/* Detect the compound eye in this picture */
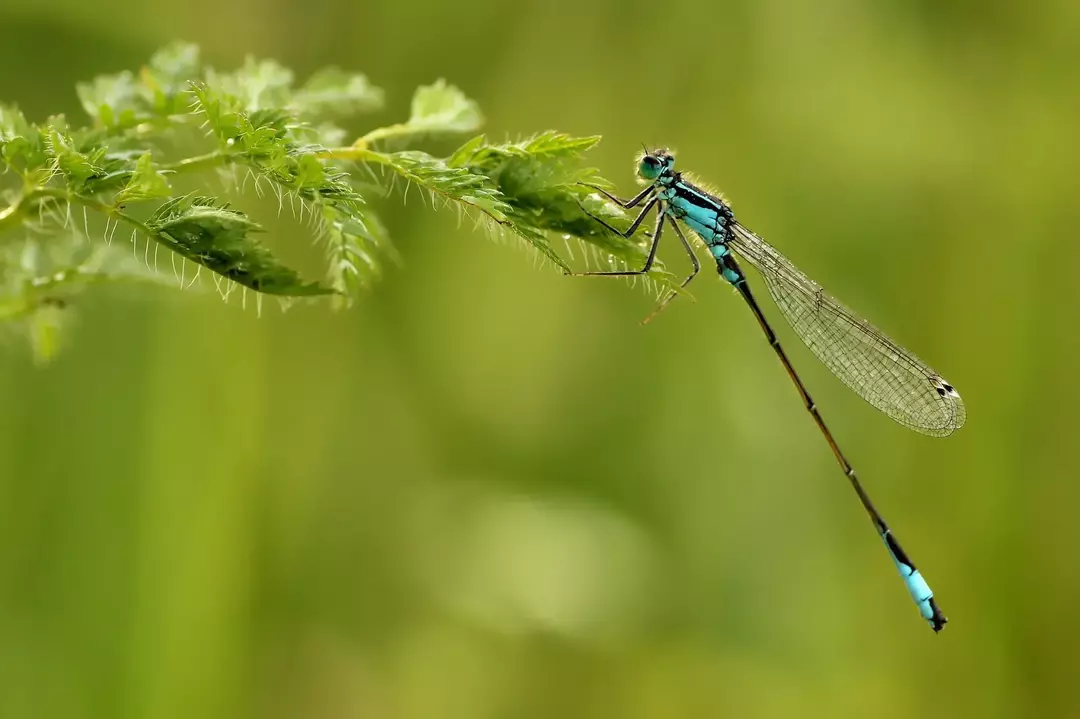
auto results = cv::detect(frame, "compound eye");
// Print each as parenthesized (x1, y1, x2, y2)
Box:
(638, 155, 662, 179)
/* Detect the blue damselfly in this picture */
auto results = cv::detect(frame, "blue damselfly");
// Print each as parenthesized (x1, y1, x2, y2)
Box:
(573, 149, 966, 631)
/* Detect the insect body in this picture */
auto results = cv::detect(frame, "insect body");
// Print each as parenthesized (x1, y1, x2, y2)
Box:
(573, 149, 966, 631)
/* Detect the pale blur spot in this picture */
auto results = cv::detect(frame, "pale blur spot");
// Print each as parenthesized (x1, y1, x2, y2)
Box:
(413, 488, 660, 641)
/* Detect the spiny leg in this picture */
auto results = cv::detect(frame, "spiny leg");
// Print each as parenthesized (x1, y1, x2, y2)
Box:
(569, 199, 664, 277)
(579, 183, 653, 209)
(576, 194, 658, 240)
(642, 217, 702, 325)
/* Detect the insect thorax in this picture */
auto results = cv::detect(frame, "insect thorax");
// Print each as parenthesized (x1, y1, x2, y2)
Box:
(661, 178, 736, 250)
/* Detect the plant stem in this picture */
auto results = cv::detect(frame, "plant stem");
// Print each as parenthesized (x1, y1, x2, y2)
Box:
(0, 186, 155, 242)
(353, 124, 422, 149)
(0, 268, 160, 322)
(0, 201, 19, 233)
(318, 146, 388, 163)
(162, 151, 230, 174)
(0, 187, 68, 234)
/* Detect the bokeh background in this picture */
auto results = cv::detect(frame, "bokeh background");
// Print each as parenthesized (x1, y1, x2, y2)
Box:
(1, 0, 1078, 717)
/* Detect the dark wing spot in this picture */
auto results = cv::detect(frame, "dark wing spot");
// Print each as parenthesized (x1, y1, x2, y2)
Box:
(935, 386, 947, 397)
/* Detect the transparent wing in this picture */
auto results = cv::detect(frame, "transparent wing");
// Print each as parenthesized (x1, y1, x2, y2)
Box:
(728, 222, 965, 436)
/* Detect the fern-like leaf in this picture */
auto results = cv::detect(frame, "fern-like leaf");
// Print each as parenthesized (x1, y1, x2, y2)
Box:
(145, 196, 333, 295)
(359, 80, 483, 149)
(0, 43, 674, 360)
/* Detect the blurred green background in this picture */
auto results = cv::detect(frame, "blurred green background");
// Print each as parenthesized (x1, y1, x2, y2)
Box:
(1, 0, 1078, 717)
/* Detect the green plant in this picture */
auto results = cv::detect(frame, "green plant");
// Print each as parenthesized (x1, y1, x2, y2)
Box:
(0, 42, 673, 361)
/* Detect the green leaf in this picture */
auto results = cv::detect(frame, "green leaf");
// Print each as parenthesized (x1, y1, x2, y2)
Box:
(0, 105, 48, 175)
(46, 129, 107, 194)
(446, 134, 487, 168)
(76, 42, 203, 128)
(76, 71, 145, 129)
(145, 41, 201, 87)
(205, 56, 294, 112)
(191, 84, 361, 201)
(141, 41, 201, 115)
(0, 238, 194, 360)
(188, 82, 244, 141)
(0, 41, 687, 360)
(28, 302, 65, 364)
(470, 131, 602, 163)
(145, 196, 333, 296)
(190, 77, 388, 297)
(458, 133, 677, 285)
(292, 67, 384, 119)
(115, 153, 171, 204)
(375, 150, 510, 223)
(321, 200, 390, 300)
(371, 148, 572, 271)
(408, 79, 483, 135)
(361, 80, 483, 148)
(464, 134, 633, 248)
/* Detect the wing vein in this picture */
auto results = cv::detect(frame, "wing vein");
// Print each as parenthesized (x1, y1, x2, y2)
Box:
(727, 222, 965, 436)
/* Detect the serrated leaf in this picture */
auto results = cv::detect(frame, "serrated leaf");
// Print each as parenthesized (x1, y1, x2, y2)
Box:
(140, 41, 201, 115)
(76, 71, 145, 129)
(235, 111, 290, 162)
(189, 82, 246, 141)
(206, 56, 294, 112)
(146, 41, 200, 87)
(292, 67, 384, 119)
(115, 153, 171, 204)
(37, 127, 134, 197)
(460, 132, 605, 234)
(454, 133, 677, 285)
(2, 41, 681, 351)
(146, 196, 332, 295)
(0, 105, 48, 174)
(322, 200, 390, 300)
(408, 80, 482, 135)
(362, 80, 483, 148)
(471, 131, 602, 163)
(191, 84, 361, 202)
(446, 134, 487, 168)
(372, 148, 574, 272)
(189, 77, 393, 292)
(309, 122, 348, 147)
(46, 129, 107, 193)
(378, 150, 510, 223)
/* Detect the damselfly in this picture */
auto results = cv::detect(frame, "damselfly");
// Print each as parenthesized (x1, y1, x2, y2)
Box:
(573, 148, 965, 632)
